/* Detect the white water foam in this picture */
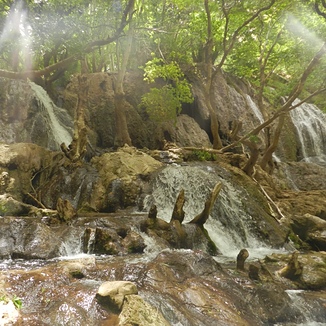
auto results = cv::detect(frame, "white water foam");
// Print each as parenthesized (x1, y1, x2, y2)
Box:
(29, 81, 72, 149)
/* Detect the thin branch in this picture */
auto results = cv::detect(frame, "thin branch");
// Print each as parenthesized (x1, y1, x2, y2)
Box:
(218, 0, 276, 69)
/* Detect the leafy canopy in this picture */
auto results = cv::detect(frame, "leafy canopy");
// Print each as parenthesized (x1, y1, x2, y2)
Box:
(140, 57, 193, 122)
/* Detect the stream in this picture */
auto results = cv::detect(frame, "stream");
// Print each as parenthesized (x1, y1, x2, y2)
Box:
(0, 83, 325, 325)
(1, 163, 326, 325)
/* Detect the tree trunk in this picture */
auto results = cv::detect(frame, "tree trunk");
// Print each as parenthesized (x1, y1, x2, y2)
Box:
(241, 140, 260, 177)
(203, 0, 223, 150)
(113, 7, 134, 147)
(61, 74, 88, 162)
(259, 114, 286, 172)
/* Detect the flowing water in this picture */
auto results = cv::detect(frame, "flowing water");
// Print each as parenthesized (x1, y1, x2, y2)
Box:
(274, 290, 326, 326)
(1, 86, 325, 323)
(246, 94, 265, 124)
(290, 100, 326, 164)
(29, 81, 73, 150)
(143, 163, 280, 262)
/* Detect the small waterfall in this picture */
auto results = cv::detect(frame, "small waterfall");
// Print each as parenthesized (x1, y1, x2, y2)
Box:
(290, 100, 326, 163)
(143, 164, 268, 258)
(84, 228, 96, 254)
(245, 95, 281, 162)
(59, 228, 85, 257)
(29, 81, 73, 150)
(246, 95, 264, 124)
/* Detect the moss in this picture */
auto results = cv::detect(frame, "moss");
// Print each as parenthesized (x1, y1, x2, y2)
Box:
(187, 150, 217, 162)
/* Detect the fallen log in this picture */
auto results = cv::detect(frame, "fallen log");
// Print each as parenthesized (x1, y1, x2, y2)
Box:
(189, 182, 222, 225)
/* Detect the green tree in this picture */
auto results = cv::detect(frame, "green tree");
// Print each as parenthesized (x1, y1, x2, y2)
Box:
(140, 58, 193, 122)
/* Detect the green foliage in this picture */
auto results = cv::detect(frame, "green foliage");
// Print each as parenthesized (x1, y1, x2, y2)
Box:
(0, 201, 6, 216)
(0, 295, 22, 310)
(192, 150, 216, 161)
(12, 295, 22, 309)
(140, 58, 193, 122)
(248, 134, 261, 143)
(0, 0, 326, 107)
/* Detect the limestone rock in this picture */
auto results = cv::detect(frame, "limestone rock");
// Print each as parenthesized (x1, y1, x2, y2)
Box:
(162, 114, 212, 148)
(96, 281, 138, 310)
(119, 294, 170, 326)
(90, 145, 162, 211)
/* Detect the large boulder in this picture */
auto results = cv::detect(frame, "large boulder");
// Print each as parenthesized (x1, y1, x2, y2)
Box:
(90, 145, 162, 212)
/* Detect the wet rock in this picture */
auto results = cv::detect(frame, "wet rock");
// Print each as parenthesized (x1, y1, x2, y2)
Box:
(141, 217, 220, 255)
(56, 198, 77, 222)
(265, 251, 326, 290)
(50, 302, 89, 326)
(96, 281, 138, 311)
(247, 283, 301, 324)
(119, 294, 170, 326)
(122, 231, 146, 254)
(92, 227, 122, 255)
(0, 217, 63, 259)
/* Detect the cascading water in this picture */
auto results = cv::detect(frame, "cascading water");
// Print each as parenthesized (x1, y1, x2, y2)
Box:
(290, 99, 326, 164)
(274, 290, 326, 326)
(246, 94, 265, 124)
(143, 163, 276, 259)
(28, 81, 73, 150)
(245, 95, 281, 162)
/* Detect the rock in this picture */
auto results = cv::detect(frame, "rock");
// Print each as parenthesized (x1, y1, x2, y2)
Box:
(96, 281, 138, 311)
(91, 145, 162, 212)
(277, 162, 326, 191)
(248, 264, 260, 281)
(269, 251, 326, 290)
(119, 294, 170, 326)
(122, 231, 146, 254)
(162, 114, 212, 148)
(0, 194, 32, 216)
(0, 217, 63, 259)
(91, 227, 121, 255)
(56, 198, 77, 222)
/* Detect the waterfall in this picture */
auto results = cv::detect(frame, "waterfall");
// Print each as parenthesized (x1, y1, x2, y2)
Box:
(245, 95, 281, 162)
(143, 164, 272, 258)
(29, 81, 73, 150)
(290, 100, 326, 163)
(246, 95, 264, 124)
